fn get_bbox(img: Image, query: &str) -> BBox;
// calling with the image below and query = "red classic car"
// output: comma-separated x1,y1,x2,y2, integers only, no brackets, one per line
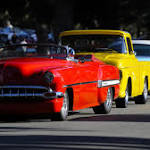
0,44,120,121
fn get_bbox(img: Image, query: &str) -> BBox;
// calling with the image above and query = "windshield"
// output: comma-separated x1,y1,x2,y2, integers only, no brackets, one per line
0,44,68,59
61,35,127,53
133,44,150,56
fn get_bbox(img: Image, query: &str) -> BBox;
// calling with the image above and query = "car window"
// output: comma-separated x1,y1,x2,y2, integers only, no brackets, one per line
61,35,127,53
133,44,150,56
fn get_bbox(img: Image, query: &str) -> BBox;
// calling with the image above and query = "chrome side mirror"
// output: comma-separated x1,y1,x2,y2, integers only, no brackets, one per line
133,51,136,56
130,50,136,55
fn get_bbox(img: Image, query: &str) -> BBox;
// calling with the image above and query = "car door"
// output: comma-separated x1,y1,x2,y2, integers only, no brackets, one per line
75,60,99,110
126,38,141,96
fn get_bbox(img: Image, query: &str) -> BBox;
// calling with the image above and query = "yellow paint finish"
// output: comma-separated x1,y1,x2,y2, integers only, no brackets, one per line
60,30,150,99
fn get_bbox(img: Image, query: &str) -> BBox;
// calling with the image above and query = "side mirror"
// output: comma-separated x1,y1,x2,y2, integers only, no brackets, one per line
133,51,136,56
130,50,136,55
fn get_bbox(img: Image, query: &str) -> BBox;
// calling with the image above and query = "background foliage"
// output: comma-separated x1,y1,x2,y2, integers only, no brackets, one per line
0,0,150,41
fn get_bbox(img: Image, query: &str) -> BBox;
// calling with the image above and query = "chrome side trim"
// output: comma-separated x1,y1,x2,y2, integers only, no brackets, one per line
98,80,120,88
64,81,97,88
64,80,120,88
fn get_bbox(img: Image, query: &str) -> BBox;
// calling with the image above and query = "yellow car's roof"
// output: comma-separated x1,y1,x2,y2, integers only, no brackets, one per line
59,30,131,38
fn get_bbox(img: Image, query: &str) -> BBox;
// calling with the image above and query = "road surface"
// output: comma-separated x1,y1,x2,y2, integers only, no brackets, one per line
0,101,150,149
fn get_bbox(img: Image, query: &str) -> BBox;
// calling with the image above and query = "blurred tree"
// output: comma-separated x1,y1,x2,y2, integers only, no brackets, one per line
0,0,150,40
29,0,54,43
0,0,74,42
52,0,74,40
118,0,150,38
74,0,120,29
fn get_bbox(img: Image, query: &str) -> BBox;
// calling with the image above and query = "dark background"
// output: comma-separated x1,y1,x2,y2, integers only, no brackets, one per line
1,0,150,42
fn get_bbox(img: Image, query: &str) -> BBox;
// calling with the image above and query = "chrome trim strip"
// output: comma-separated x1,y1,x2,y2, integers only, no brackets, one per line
98,80,102,88
44,92,64,99
0,85,64,99
64,79,120,88
98,80,120,88
0,92,63,98
56,92,64,98
0,85,48,90
0,93,44,97
64,81,97,87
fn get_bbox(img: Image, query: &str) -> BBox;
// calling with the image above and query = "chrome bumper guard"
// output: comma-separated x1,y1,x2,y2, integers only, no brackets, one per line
0,85,64,99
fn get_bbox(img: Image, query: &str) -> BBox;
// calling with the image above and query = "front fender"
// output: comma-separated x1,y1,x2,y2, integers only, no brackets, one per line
119,69,130,98
98,65,120,102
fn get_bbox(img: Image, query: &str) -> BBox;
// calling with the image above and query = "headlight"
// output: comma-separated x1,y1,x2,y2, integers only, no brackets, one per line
44,71,54,83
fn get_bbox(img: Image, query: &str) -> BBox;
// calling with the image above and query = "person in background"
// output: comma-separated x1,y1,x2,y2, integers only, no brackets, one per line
5,20,13,32
11,33,18,44
20,37,27,52
20,37,27,45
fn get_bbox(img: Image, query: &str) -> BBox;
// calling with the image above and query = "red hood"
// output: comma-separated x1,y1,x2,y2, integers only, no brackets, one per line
0,57,69,85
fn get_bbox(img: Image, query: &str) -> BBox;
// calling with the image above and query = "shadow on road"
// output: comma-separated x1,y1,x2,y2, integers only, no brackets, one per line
0,135,150,150
0,114,150,123
70,114,150,122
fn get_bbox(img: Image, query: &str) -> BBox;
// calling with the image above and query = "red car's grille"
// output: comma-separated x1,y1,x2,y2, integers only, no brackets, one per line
0,85,49,101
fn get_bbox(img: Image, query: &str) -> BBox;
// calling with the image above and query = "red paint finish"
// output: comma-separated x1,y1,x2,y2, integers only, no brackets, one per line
0,99,63,115
0,54,120,115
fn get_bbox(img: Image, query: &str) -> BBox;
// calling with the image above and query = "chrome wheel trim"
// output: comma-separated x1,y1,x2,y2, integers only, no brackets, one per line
143,82,148,100
106,88,112,109
125,89,129,104
61,92,69,118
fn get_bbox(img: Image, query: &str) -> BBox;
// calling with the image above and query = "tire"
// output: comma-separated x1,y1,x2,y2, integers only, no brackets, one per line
135,80,148,104
115,84,129,108
93,88,113,114
51,91,69,121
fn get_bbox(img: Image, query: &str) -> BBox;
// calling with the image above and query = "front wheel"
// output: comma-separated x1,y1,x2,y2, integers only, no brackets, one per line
93,88,113,114
51,91,69,121
115,84,129,108
135,80,148,104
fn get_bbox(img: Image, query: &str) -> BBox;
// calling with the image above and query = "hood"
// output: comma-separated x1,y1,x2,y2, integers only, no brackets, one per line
94,52,126,65
95,52,140,69
94,52,138,68
77,52,137,69
0,57,68,85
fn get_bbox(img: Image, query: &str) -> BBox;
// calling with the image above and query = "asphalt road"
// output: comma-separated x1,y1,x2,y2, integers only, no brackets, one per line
1,100,150,150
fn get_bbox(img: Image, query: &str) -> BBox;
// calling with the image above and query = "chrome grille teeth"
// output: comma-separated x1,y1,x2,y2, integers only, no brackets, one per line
0,86,49,98
9,89,11,96
1,88,3,96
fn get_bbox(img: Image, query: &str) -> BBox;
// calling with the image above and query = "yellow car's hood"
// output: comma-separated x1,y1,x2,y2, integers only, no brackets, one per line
77,52,137,69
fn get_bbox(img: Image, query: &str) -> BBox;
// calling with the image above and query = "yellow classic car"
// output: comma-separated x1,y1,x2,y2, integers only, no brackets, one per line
59,30,150,108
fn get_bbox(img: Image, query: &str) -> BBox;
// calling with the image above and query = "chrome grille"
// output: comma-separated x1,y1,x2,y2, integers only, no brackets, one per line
0,85,49,98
